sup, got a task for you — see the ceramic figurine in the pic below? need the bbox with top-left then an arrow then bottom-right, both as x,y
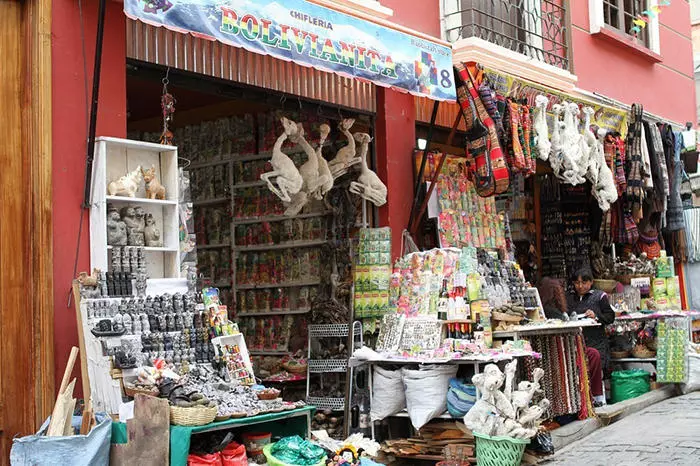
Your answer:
260,117 -> 304,202
107,211 -> 128,246
349,133 -> 387,206
108,166 -> 143,197
77,268 -> 100,287
328,118 -> 359,179
141,165 -> 167,200
144,213 -> 162,247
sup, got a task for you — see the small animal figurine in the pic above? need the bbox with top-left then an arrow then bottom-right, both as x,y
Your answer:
144,213 -> 162,247
349,133 -> 387,206
107,166 -> 142,197
107,211 -> 128,246
141,165 -> 167,200
77,268 -> 101,287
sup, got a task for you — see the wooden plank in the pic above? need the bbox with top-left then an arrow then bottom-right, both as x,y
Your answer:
110,395 -> 170,466
47,379 -> 76,437
73,282 -> 92,406
25,0 -> 55,432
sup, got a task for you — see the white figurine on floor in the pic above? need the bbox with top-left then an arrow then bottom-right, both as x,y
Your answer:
464,361 -> 549,439
261,117 -> 304,202
349,133 -> 387,206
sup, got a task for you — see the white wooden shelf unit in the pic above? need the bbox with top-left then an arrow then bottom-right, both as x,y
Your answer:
90,137 -> 181,280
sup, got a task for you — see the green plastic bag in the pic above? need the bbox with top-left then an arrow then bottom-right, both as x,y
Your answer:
611,369 -> 650,403
269,436 -> 325,465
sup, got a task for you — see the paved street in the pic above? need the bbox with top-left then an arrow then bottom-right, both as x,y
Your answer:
546,392 -> 700,465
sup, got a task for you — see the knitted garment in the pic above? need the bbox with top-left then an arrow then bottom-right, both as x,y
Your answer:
665,130 -> 686,232
507,100 -> 527,171
684,208 -> 700,262
479,83 -> 505,144
520,105 -> 536,176
625,107 -> 645,221
640,125 -> 654,191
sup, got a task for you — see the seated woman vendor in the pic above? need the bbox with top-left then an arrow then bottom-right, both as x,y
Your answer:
538,270 -> 614,407
567,268 -> 615,406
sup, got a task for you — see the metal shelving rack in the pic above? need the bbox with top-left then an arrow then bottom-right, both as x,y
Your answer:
305,322 -> 363,436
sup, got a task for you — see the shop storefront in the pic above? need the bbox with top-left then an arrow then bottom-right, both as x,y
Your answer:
6,0 -> 700,464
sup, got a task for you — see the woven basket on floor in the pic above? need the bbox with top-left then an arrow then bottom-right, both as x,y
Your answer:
473,432 -> 528,466
170,404 -> 217,426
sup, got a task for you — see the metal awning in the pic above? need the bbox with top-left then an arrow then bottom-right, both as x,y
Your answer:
124,0 -> 456,102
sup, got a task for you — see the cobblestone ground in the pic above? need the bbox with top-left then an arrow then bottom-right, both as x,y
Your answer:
546,392 -> 700,465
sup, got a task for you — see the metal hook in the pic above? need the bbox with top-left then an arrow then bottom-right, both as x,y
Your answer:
297,97 -> 303,111
162,67 -> 171,87
280,94 -> 287,105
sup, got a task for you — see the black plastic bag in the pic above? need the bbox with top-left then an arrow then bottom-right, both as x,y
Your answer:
528,431 -> 554,455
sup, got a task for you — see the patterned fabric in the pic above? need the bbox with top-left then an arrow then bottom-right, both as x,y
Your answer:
575,334 -> 594,420
520,104 -> 536,176
507,100 -> 527,171
625,105 -> 645,221
665,129 -> 686,232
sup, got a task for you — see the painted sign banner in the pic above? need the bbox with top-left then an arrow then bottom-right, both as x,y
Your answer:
124,0 -> 457,101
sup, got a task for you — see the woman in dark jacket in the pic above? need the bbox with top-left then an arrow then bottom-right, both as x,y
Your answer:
566,267 -> 616,406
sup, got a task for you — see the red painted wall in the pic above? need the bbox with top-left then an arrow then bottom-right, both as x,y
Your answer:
382,0 -> 441,38
375,88 -> 417,259
571,1 -> 696,124
52,0 -> 126,393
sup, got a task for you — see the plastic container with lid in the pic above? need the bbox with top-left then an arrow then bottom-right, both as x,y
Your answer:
241,432 -> 271,457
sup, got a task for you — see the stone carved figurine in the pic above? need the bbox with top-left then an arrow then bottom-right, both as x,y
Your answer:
143,213 -> 162,247
121,206 -> 145,246
108,166 -> 142,197
141,165 -> 167,200
107,211 -> 128,246
261,117 -> 304,203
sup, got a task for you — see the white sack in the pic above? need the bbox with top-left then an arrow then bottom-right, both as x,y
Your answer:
681,352 -> 700,394
370,367 -> 406,422
402,364 -> 458,430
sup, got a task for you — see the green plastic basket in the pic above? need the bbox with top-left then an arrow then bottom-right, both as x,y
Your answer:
262,443 -> 326,466
473,432 -> 528,466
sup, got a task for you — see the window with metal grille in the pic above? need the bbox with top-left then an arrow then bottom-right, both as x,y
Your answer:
603,0 -> 649,47
442,0 -> 570,71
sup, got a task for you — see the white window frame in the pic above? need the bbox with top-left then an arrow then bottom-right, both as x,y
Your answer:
589,0 -> 660,54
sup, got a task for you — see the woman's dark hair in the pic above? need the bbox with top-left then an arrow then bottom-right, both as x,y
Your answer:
570,267 -> 593,283
538,278 -> 567,315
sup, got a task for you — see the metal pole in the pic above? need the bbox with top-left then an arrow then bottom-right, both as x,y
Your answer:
82,0 -> 107,208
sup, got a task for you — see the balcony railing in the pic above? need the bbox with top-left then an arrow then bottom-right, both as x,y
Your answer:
443,0 -> 570,71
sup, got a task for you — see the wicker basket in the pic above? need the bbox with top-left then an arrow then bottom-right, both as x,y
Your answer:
593,279 -> 618,294
611,350 -> 631,360
170,405 -> 217,426
257,388 -> 281,400
632,344 -> 656,359
282,362 -> 307,375
646,339 -> 658,351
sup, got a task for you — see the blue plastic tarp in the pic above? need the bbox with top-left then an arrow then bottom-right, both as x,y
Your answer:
10,413 -> 112,466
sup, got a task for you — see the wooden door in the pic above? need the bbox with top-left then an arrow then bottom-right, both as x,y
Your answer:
0,0 -> 54,461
